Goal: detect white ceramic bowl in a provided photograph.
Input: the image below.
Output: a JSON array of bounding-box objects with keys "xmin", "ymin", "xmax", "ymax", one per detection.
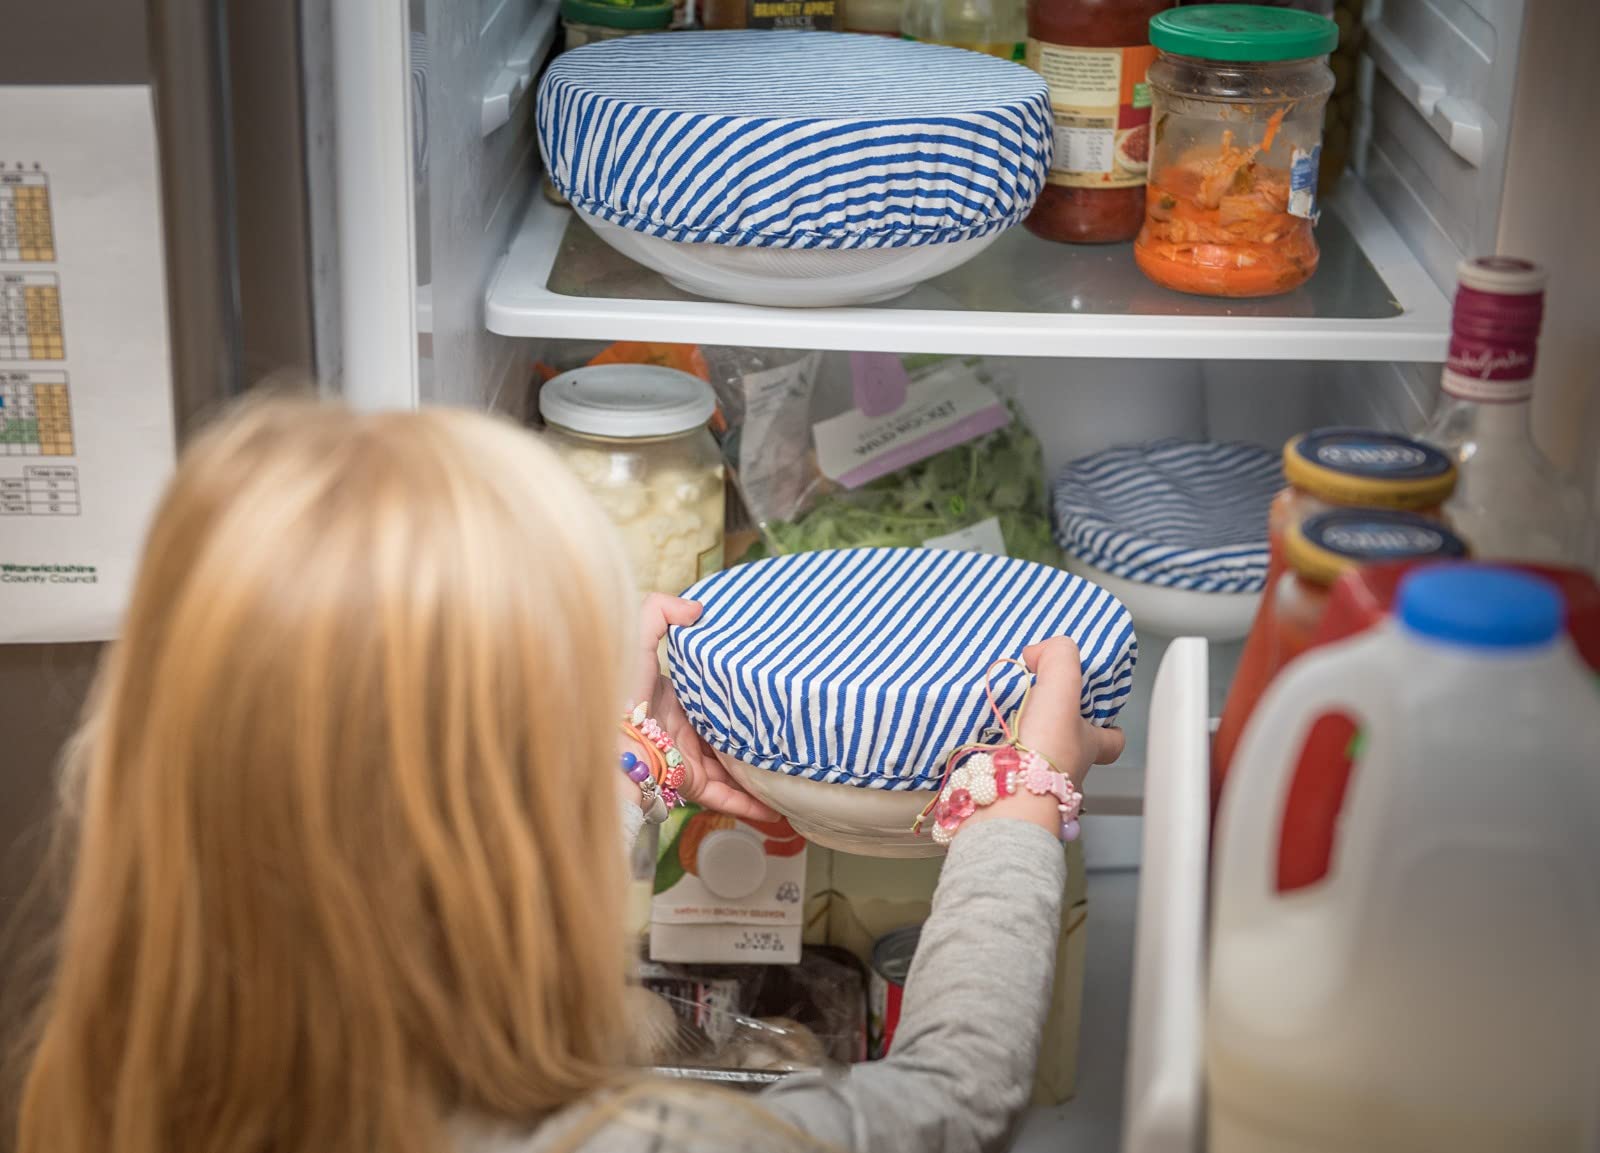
[
  {"xmin": 582, "ymin": 212, "xmax": 1000, "ymax": 308},
  {"xmin": 717, "ymin": 751, "xmax": 944, "ymax": 858},
  {"xmin": 1065, "ymin": 556, "xmax": 1260, "ymax": 642}
]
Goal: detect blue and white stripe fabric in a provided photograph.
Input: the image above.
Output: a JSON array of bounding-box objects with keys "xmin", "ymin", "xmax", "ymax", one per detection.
[
  {"xmin": 1052, "ymin": 440, "xmax": 1282, "ymax": 594},
  {"xmin": 537, "ymin": 31, "xmax": 1053, "ymax": 250},
  {"xmin": 667, "ymin": 548, "xmax": 1136, "ymax": 790}
]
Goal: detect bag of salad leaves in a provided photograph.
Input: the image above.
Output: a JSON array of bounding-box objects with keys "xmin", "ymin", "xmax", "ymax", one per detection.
[{"xmin": 705, "ymin": 350, "xmax": 1060, "ymax": 567}]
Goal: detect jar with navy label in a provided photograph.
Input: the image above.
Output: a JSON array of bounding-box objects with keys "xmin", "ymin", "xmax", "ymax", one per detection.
[
  {"xmin": 1275, "ymin": 507, "xmax": 1469, "ymax": 669},
  {"xmin": 1134, "ymin": 5, "xmax": 1337, "ymax": 297}
]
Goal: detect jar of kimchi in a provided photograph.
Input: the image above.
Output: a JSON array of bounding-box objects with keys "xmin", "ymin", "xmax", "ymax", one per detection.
[
  {"xmin": 1023, "ymin": 0, "xmax": 1173, "ymax": 244},
  {"xmin": 1135, "ymin": 5, "xmax": 1336, "ymax": 297}
]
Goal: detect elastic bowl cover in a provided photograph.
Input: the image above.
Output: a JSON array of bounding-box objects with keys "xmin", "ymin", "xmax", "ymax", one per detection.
[
  {"xmin": 667, "ymin": 548, "xmax": 1137, "ymax": 790},
  {"xmin": 537, "ymin": 31, "xmax": 1053, "ymax": 250},
  {"xmin": 1052, "ymin": 440, "xmax": 1282, "ymax": 595}
]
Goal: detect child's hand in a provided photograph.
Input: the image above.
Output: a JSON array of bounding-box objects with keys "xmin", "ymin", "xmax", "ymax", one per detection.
[
  {"xmin": 1016, "ymin": 636, "xmax": 1125, "ymax": 788},
  {"xmin": 627, "ymin": 594, "xmax": 780, "ymax": 824},
  {"xmin": 960, "ymin": 637, "xmax": 1124, "ymax": 838}
]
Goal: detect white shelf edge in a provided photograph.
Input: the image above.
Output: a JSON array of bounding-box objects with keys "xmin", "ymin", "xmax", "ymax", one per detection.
[{"xmin": 486, "ymin": 181, "xmax": 1451, "ymax": 362}]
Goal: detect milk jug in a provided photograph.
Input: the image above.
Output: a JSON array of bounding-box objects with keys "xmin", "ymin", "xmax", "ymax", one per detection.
[{"xmin": 1209, "ymin": 566, "xmax": 1600, "ymax": 1153}]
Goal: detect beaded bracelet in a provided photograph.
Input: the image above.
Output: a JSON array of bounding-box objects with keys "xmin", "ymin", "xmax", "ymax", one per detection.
[
  {"xmin": 913, "ymin": 657, "xmax": 1084, "ymax": 846},
  {"xmin": 620, "ymin": 701, "xmax": 687, "ymax": 811}
]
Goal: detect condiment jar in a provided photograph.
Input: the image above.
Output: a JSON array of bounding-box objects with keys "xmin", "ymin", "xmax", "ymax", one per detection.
[
  {"xmin": 1269, "ymin": 429, "xmax": 1458, "ymax": 589},
  {"xmin": 1135, "ymin": 5, "xmax": 1337, "ymax": 297},
  {"xmin": 560, "ymin": 0, "xmax": 674, "ymax": 48},
  {"xmin": 704, "ymin": 0, "xmax": 837, "ymax": 30},
  {"xmin": 539, "ymin": 365, "xmax": 726, "ymax": 597},
  {"xmin": 1212, "ymin": 428, "xmax": 1457, "ymax": 806},
  {"xmin": 1275, "ymin": 508, "xmax": 1469, "ymax": 672},
  {"xmin": 1023, "ymin": 0, "xmax": 1174, "ymax": 244}
]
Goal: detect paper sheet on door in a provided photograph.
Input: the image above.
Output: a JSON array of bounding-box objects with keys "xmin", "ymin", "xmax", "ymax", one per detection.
[{"xmin": 0, "ymin": 87, "xmax": 176, "ymax": 642}]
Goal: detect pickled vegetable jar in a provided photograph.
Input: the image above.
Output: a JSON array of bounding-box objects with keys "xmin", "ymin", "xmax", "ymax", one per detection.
[
  {"xmin": 540, "ymin": 365, "xmax": 726, "ymax": 597},
  {"xmin": 1135, "ymin": 5, "xmax": 1336, "ymax": 297}
]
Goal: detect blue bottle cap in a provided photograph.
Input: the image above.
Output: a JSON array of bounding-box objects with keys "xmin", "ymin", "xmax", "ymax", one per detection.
[{"xmin": 1398, "ymin": 565, "xmax": 1564, "ymax": 649}]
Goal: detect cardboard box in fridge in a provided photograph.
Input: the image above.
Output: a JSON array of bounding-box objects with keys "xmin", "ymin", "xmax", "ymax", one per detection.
[{"xmin": 802, "ymin": 839, "xmax": 1089, "ymax": 1105}]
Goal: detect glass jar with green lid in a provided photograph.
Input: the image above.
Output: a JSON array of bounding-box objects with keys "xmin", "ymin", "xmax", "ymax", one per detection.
[
  {"xmin": 1133, "ymin": 4, "xmax": 1337, "ymax": 298},
  {"xmin": 561, "ymin": 0, "xmax": 673, "ymax": 50}
]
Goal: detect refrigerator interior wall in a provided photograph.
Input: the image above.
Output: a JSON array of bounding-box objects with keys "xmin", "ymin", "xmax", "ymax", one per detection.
[
  {"xmin": 1358, "ymin": 0, "xmax": 1526, "ymax": 290},
  {"xmin": 412, "ymin": 0, "xmax": 554, "ymax": 411}
]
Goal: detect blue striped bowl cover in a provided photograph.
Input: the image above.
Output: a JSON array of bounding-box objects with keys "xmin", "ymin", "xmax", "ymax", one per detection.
[
  {"xmin": 537, "ymin": 31, "xmax": 1053, "ymax": 250},
  {"xmin": 1052, "ymin": 440, "xmax": 1283, "ymax": 595},
  {"xmin": 666, "ymin": 548, "xmax": 1136, "ymax": 790}
]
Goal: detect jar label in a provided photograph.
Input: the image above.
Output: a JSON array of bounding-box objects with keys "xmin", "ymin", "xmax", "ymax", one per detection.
[
  {"xmin": 1026, "ymin": 41, "xmax": 1156, "ymax": 189},
  {"xmin": 746, "ymin": 0, "xmax": 834, "ymax": 30},
  {"xmin": 1288, "ymin": 145, "xmax": 1321, "ymax": 221},
  {"xmin": 1441, "ymin": 283, "xmax": 1540, "ymax": 404}
]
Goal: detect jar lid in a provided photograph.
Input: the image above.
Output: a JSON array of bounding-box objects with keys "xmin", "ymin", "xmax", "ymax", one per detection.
[
  {"xmin": 540, "ymin": 365, "xmax": 715, "ymax": 438},
  {"xmin": 1283, "ymin": 429, "xmax": 1456, "ymax": 509},
  {"xmin": 560, "ymin": 0, "xmax": 673, "ymax": 29},
  {"xmin": 1285, "ymin": 509, "xmax": 1469, "ymax": 588},
  {"xmin": 1149, "ymin": 5, "xmax": 1339, "ymax": 62}
]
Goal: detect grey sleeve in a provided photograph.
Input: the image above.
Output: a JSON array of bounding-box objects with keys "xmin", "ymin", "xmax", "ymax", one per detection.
[{"xmin": 760, "ymin": 819, "xmax": 1068, "ymax": 1153}]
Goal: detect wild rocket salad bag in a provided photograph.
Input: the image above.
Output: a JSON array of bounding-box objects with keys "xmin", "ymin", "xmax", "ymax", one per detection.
[{"xmin": 705, "ymin": 351, "xmax": 1061, "ymax": 566}]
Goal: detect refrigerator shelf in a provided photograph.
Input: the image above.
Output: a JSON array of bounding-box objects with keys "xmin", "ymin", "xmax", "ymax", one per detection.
[{"xmin": 486, "ymin": 177, "xmax": 1449, "ymax": 361}]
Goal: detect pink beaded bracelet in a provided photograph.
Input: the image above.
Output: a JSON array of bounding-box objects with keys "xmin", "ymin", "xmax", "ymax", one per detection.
[{"xmin": 913, "ymin": 658, "xmax": 1084, "ymax": 846}]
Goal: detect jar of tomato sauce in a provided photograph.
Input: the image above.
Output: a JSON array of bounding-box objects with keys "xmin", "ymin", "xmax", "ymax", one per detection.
[
  {"xmin": 1023, "ymin": 0, "xmax": 1174, "ymax": 244},
  {"xmin": 1211, "ymin": 429, "xmax": 1456, "ymax": 807},
  {"xmin": 1135, "ymin": 5, "xmax": 1337, "ymax": 296}
]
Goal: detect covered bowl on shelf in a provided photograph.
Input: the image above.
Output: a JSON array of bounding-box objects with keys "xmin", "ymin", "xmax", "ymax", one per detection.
[
  {"xmin": 536, "ymin": 31, "xmax": 1053, "ymax": 308},
  {"xmin": 666, "ymin": 547, "xmax": 1137, "ymax": 856},
  {"xmin": 1052, "ymin": 439, "xmax": 1283, "ymax": 640}
]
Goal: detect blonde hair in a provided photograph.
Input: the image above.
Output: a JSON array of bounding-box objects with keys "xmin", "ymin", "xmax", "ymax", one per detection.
[{"xmin": 18, "ymin": 399, "xmax": 637, "ymax": 1153}]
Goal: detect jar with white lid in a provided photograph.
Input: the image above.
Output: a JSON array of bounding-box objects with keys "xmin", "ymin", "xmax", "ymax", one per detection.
[{"xmin": 540, "ymin": 365, "xmax": 725, "ymax": 596}]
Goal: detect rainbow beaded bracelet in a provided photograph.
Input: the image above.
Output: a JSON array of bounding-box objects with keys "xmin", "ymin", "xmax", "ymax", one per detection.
[{"xmin": 621, "ymin": 701, "xmax": 687, "ymax": 810}]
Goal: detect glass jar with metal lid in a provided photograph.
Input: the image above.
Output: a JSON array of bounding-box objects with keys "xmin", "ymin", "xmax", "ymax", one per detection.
[
  {"xmin": 1134, "ymin": 4, "xmax": 1337, "ymax": 297},
  {"xmin": 539, "ymin": 364, "xmax": 725, "ymax": 597}
]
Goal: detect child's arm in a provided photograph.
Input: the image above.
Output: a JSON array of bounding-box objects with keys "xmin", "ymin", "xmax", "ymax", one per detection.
[{"xmin": 759, "ymin": 639, "xmax": 1123, "ymax": 1153}]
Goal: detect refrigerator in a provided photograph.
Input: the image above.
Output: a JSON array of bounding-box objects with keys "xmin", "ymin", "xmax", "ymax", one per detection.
[{"xmin": 2, "ymin": 1, "xmax": 1597, "ymax": 1149}]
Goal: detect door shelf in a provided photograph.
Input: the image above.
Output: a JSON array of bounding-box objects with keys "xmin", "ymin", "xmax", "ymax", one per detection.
[{"xmin": 486, "ymin": 179, "xmax": 1449, "ymax": 361}]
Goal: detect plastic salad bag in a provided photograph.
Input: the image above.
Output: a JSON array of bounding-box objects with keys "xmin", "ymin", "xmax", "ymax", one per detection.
[{"xmin": 705, "ymin": 349, "xmax": 1060, "ymax": 566}]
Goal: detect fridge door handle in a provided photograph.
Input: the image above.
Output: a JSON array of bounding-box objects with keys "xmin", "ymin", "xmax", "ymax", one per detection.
[
  {"xmin": 1364, "ymin": 20, "xmax": 1487, "ymax": 166},
  {"xmin": 481, "ymin": 1, "xmax": 562, "ymax": 136}
]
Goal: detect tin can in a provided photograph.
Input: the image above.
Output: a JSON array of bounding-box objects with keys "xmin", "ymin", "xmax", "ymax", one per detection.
[{"xmin": 868, "ymin": 925, "xmax": 922, "ymax": 1059}]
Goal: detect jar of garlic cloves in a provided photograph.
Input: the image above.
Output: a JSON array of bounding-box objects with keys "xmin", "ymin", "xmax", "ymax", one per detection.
[{"xmin": 540, "ymin": 365, "xmax": 725, "ymax": 597}]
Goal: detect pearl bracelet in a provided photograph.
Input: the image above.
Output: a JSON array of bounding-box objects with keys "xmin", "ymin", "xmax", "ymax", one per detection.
[
  {"xmin": 925, "ymin": 746, "xmax": 1083, "ymax": 846},
  {"xmin": 912, "ymin": 656, "xmax": 1086, "ymax": 847}
]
